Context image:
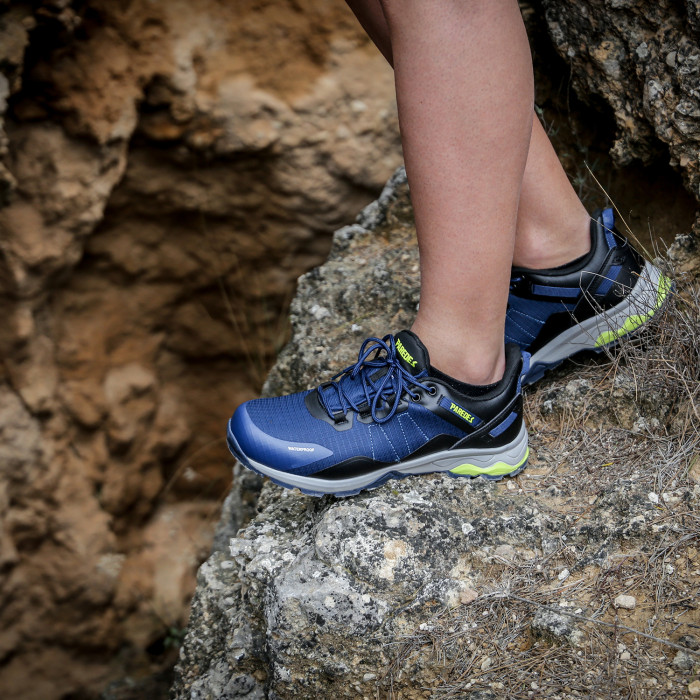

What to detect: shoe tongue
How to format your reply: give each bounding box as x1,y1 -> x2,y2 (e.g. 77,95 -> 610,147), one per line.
394,330 -> 430,376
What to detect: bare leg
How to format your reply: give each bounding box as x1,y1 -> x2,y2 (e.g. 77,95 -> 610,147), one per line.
512,117 -> 590,268
371,0 -> 532,385
346,0 -> 591,272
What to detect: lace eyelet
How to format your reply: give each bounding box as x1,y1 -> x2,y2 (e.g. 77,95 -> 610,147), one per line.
427,385 -> 437,396
410,393 -> 421,402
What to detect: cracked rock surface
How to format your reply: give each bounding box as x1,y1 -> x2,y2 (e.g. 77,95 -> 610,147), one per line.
541,0 -> 700,205
173,172 -> 700,698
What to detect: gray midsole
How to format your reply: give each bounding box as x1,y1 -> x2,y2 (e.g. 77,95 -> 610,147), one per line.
530,261 -> 663,370
231,423 -> 528,494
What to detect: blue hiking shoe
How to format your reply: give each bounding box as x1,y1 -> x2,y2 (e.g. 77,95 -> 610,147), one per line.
227,331 -> 529,497
506,207 -> 673,385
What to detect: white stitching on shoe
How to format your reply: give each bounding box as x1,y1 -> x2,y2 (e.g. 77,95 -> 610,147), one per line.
378,424 -> 400,461
396,413 -> 412,453
405,412 -> 428,441
368,424 -> 376,461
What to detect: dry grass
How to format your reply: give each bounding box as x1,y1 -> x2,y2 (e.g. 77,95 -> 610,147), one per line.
389,574 -> 700,699
385,259 -> 700,698
525,244 -> 700,491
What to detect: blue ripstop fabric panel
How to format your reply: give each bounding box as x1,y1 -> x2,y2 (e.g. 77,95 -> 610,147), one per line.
489,411 -> 518,437
532,284 -> 581,298
438,396 -> 483,427
246,390 -> 315,438
505,295 -> 576,346
594,265 -> 621,296
244,394 -> 463,475
232,406 -> 334,469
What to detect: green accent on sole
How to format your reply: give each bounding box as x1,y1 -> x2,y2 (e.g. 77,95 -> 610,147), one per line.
594,273 -> 672,348
449,447 -> 529,477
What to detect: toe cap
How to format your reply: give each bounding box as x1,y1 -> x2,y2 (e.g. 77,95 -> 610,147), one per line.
229,399 -> 333,471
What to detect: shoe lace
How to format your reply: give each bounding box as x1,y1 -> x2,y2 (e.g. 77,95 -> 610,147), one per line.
317,334 -> 432,424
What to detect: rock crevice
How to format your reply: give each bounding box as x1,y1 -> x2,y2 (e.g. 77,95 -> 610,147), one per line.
173,171 -> 700,698
0,2 -> 399,697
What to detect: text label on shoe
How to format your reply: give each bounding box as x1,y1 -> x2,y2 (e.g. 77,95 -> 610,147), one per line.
395,338 -> 418,367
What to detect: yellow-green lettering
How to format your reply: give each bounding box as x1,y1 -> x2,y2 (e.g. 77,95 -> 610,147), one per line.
395,338 -> 418,367
449,402 -> 475,424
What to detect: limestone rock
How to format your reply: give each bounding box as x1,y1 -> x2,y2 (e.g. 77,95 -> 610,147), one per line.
613,594 -> 637,610
673,650 -> 695,671
173,171 -> 700,698
680,634 -> 700,650
531,608 -> 584,646
541,0 -> 700,206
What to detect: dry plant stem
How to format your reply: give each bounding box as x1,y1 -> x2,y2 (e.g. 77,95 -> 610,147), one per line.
502,593 -> 700,657
384,259 -> 700,697
585,163 -> 655,260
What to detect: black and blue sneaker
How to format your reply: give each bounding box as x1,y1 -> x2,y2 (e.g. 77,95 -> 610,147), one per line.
227,331 -> 529,497
507,207 -> 672,385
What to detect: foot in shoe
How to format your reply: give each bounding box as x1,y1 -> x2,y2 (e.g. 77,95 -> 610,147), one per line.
506,207 -> 673,385
227,331 -> 529,497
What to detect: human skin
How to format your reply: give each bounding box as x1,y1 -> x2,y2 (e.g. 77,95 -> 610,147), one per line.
346,0 -> 591,385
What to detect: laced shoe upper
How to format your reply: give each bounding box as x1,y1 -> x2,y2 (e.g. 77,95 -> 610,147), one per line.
506,207 -> 644,354
316,334 -> 435,424
231,331 -> 526,477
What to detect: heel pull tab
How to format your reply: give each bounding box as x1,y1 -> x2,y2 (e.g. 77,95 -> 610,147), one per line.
518,351 -> 531,393
601,207 -> 617,249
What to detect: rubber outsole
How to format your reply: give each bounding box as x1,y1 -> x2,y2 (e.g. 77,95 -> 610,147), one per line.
227,420 -> 529,497
522,262 -> 672,386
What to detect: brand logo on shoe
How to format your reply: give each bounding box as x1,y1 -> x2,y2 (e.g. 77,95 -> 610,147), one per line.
287,446 -> 315,452
395,338 -> 418,367
449,402 -> 476,424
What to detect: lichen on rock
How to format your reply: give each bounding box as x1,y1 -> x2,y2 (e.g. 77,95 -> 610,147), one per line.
173,170 -> 700,698
540,0 -> 700,214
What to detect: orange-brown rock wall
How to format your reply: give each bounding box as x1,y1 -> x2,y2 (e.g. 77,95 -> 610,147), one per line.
0,2 -> 400,697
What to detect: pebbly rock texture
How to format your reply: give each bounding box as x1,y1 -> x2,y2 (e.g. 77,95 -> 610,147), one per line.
3,1 -> 700,697
173,172 -> 700,698
0,1 -> 399,697
540,0 -> 700,204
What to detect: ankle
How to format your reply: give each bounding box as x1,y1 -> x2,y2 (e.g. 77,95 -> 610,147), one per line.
513,208 -> 591,270
410,320 -> 506,386
436,352 -> 506,387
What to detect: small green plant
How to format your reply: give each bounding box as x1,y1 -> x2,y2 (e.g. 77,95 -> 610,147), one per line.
164,625 -> 187,650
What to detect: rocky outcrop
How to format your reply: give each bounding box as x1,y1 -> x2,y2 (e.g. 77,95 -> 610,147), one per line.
540,0 -> 700,202
0,2 -> 399,697
3,0 -> 700,696
173,171 -> 700,698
